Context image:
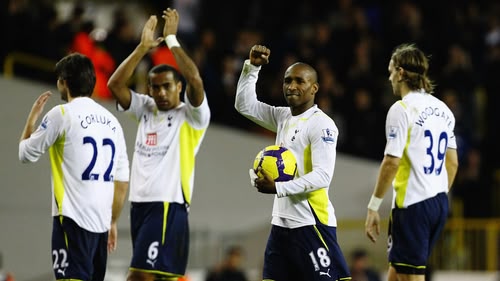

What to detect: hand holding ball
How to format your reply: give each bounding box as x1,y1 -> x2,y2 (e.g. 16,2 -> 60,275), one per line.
253,145 -> 297,182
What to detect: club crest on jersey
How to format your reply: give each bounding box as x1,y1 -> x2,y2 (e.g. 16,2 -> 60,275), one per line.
291,129 -> 300,141
321,128 -> 336,144
388,126 -> 398,139
146,132 -> 157,146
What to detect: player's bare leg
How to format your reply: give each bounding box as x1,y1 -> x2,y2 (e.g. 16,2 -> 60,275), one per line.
127,271 -> 155,281
127,271 -> 180,281
387,266 -> 397,281
387,266 -> 425,281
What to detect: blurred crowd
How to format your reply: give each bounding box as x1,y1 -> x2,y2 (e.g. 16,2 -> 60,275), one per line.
1,0 -> 500,218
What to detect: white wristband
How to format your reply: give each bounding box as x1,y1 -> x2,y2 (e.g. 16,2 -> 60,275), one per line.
165,35 -> 180,49
367,195 -> 383,211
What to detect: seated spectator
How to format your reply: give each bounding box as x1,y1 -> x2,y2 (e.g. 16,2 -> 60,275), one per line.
349,248 -> 381,281
205,245 -> 248,281
70,21 -> 116,100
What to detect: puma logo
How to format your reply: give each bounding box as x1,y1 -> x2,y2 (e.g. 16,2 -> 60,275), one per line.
319,268 -> 331,278
57,268 -> 66,276
147,259 -> 157,268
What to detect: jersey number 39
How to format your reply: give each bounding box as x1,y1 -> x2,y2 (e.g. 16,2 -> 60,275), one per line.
423,130 -> 448,176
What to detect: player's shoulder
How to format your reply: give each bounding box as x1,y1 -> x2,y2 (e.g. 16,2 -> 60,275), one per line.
310,107 -> 335,123
387,100 -> 409,116
133,91 -> 155,104
390,99 -> 408,110
46,103 -> 62,113
44,104 -> 68,122
309,109 -> 338,131
272,105 -> 293,121
416,93 -> 455,116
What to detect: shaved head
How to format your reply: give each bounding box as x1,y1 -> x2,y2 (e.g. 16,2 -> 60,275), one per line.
286,62 -> 318,84
283,62 -> 319,115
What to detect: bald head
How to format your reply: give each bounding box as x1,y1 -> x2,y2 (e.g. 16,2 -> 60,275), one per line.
286,62 -> 318,84
283,62 -> 319,115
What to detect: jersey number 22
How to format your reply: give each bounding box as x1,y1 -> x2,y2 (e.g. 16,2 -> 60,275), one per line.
82,136 -> 115,182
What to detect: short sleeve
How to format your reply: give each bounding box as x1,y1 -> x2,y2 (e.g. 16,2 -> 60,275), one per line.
384,101 -> 408,158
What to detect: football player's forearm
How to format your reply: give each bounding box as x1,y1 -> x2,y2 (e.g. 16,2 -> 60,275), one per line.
20,120 -> 35,141
276,172 -> 331,197
372,155 -> 399,198
445,149 -> 459,190
108,45 -> 149,108
170,47 -> 205,106
111,181 -> 129,223
20,108 -> 42,141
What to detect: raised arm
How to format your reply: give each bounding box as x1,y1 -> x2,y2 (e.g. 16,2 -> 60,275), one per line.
20,91 -> 52,142
235,45 -> 280,132
162,8 -> 204,107
249,45 -> 270,66
108,16 -> 164,110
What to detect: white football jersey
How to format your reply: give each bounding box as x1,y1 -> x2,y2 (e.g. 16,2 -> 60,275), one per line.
121,90 -> 210,204
236,60 -> 339,228
19,97 -> 130,233
384,91 -> 457,208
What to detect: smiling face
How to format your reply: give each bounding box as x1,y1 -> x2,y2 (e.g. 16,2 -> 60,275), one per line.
283,63 -> 319,115
148,70 -> 182,111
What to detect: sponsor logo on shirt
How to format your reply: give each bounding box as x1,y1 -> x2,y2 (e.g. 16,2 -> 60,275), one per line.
146,132 -> 157,146
321,128 -> 336,144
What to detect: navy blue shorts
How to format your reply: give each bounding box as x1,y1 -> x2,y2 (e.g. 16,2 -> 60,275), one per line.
129,202 -> 189,278
51,216 -> 108,281
388,192 -> 448,274
262,224 -> 351,281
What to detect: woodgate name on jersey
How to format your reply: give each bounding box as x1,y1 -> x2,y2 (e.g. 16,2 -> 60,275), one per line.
415,106 -> 453,128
